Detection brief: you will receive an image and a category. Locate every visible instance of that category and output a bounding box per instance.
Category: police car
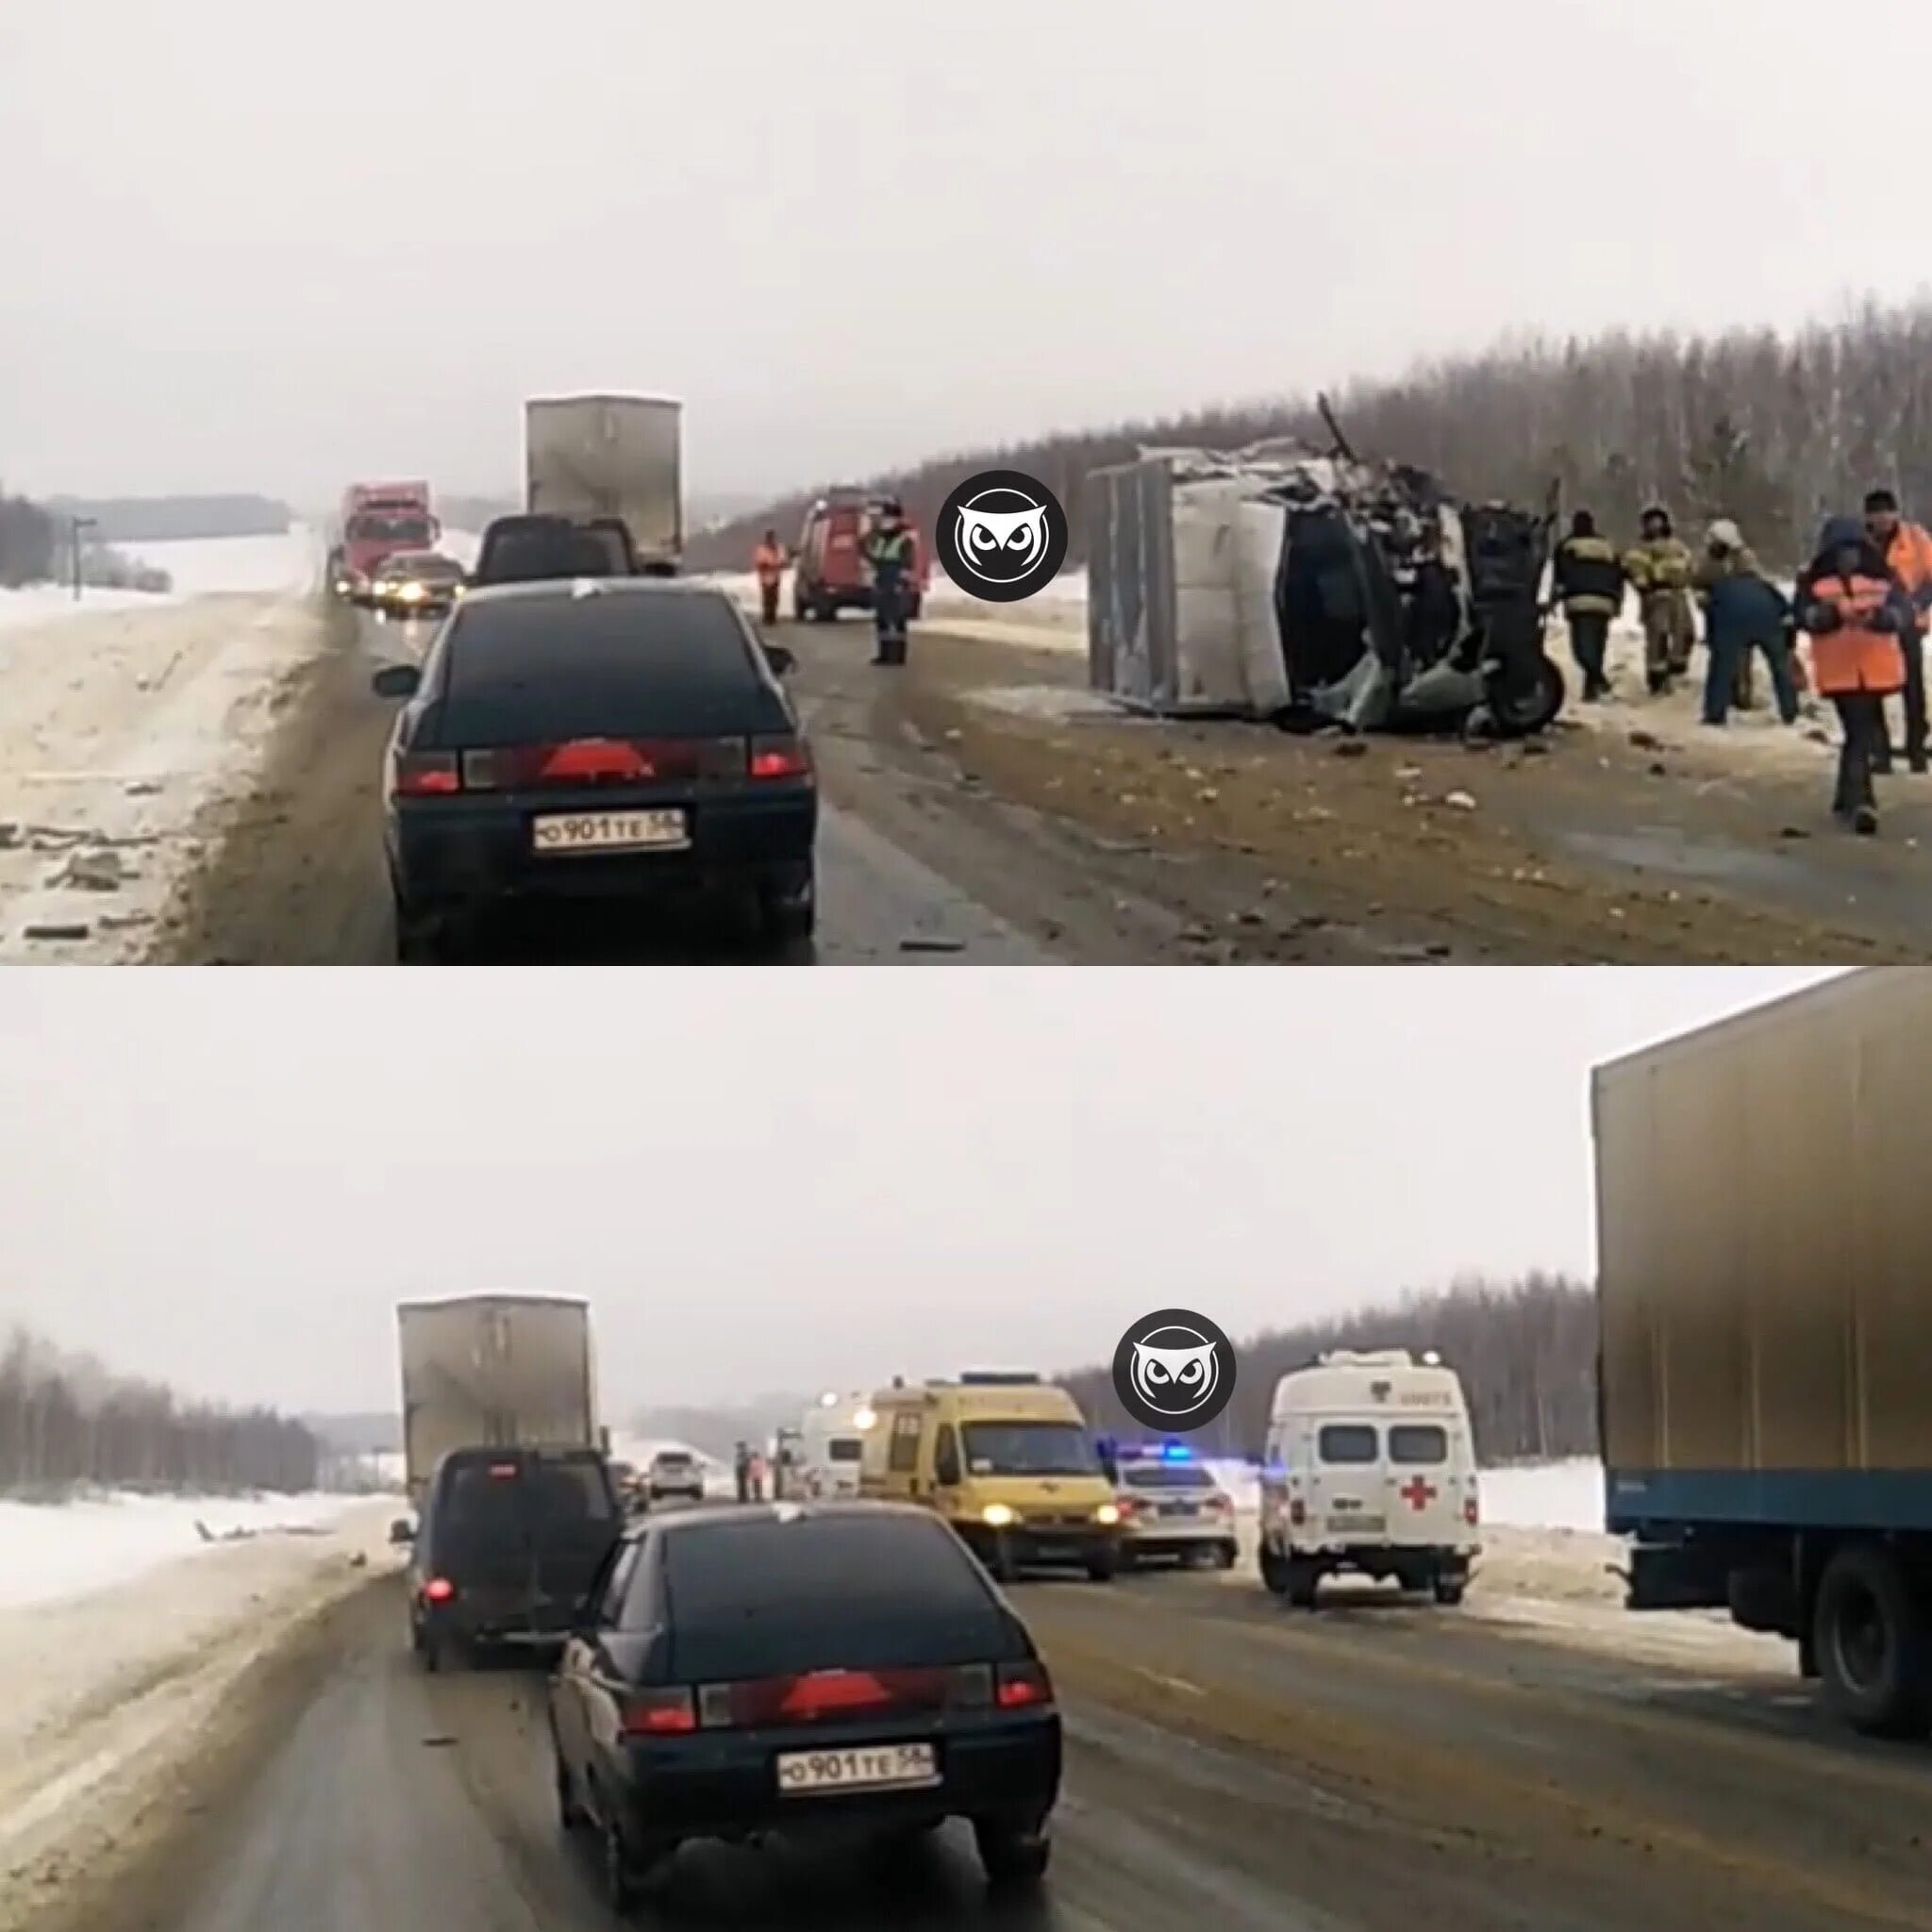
[1108,1442,1239,1571]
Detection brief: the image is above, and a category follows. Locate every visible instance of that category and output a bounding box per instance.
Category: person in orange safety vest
[1795,515,1913,834]
[752,529,787,626]
[1862,489,1932,772]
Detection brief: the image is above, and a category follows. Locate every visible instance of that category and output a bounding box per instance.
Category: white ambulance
[786,1391,875,1501]
[1257,1349,1480,1608]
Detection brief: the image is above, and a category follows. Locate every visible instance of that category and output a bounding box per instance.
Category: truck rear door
[525,1450,623,1622]
[1307,1420,1389,1541]
[1382,1421,1472,1547]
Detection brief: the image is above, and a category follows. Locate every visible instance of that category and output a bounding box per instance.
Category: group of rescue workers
[749,500,919,665]
[1552,490,1932,833]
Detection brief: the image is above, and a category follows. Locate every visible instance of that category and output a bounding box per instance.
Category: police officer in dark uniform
[862,499,916,666]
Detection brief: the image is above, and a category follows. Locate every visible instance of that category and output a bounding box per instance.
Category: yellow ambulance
[858,1372,1120,1581]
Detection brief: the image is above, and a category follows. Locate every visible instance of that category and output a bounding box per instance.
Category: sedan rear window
[657,1513,1005,1677]
[1317,1424,1379,1465]
[438,592,784,742]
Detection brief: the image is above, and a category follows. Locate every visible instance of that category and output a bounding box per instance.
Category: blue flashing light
[1119,1441,1196,1461]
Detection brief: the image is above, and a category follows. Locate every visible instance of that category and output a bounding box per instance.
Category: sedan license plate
[1327,1512,1386,1535]
[530,809,689,856]
[776,1741,939,1796]
[1158,1503,1197,1518]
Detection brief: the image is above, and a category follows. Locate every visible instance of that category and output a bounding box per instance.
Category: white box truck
[524,393,683,574]
[396,1294,601,1505]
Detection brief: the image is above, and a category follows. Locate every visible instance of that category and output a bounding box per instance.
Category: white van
[788,1391,875,1501]
[1257,1350,1479,1607]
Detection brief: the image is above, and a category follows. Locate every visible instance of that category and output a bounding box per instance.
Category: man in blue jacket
[1694,520,1798,726]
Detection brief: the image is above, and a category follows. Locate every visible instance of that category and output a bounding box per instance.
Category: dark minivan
[372,578,814,961]
[549,1502,1061,1909]
[407,1445,623,1669]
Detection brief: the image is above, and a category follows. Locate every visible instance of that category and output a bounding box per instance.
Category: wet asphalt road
[107,1560,1932,1932]
[155,605,1050,965]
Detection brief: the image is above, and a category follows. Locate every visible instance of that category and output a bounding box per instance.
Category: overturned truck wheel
[1483,652,1566,738]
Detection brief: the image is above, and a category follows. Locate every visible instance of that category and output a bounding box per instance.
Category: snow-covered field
[0,1500,389,1932]
[118,526,323,597]
[0,527,335,962]
[0,1490,365,1612]
[709,564,1089,653]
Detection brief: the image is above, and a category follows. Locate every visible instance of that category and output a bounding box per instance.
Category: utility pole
[70,516,96,601]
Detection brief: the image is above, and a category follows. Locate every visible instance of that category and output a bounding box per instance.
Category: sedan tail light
[691,1663,1001,1731]
[994,1660,1053,1710]
[621,1687,697,1737]
[749,734,811,781]
[393,752,459,796]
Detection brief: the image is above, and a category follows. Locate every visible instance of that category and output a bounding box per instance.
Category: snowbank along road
[7,1501,1929,1932]
[14,535,1932,963]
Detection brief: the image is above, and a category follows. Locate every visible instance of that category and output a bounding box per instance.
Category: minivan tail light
[995,1660,1052,1710]
[622,1688,697,1737]
[1288,1498,1307,1526]
[422,1576,456,1604]
[1464,1495,1480,1526]
[749,736,811,781]
[394,751,459,796]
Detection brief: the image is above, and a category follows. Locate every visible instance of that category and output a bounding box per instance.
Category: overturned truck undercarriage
[1086,439,1564,737]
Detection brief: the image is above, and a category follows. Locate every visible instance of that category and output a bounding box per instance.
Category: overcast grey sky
[0,968,1839,1416]
[3,0,1924,508]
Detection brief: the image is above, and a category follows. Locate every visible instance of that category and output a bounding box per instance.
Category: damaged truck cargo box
[1086,443,1564,736]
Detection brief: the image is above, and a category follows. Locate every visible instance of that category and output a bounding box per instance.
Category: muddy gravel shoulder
[789,620,1929,965]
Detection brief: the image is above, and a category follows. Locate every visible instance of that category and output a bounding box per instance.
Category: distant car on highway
[404,1444,623,1670]
[1106,1442,1238,1571]
[370,578,816,963]
[643,1447,706,1506]
[548,1501,1061,1908]
[370,549,467,620]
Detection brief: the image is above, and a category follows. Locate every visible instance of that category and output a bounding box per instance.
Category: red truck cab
[335,481,440,600]
[791,491,929,624]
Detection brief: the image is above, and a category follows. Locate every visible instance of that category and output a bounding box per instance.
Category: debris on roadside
[1332,739,1369,758]
[22,922,92,941]
[52,847,130,891]
[898,935,965,954]
[1629,729,1664,752]
[1443,791,1478,811]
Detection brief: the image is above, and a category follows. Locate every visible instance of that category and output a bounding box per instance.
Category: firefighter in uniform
[1623,505,1697,695]
[1550,509,1624,700]
[752,529,787,627]
[862,499,916,666]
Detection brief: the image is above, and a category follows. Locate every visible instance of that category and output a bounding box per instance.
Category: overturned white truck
[1086,441,1563,736]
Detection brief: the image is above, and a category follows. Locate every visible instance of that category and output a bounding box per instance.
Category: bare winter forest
[1061,1274,1597,1465]
[688,297,1932,576]
[0,1328,320,1495]
[0,484,57,586]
